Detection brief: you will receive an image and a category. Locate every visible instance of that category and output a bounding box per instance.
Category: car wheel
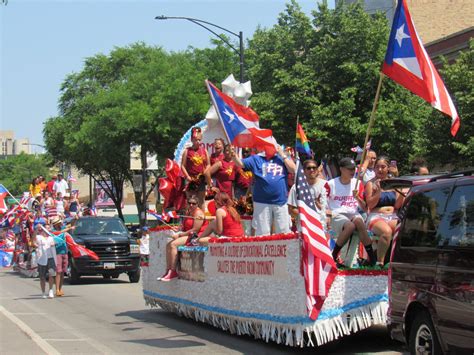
[128,269,140,283]
[69,263,81,285]
[409,311,442,355]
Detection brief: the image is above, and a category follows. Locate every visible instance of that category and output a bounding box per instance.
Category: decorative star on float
[205,74,253,129]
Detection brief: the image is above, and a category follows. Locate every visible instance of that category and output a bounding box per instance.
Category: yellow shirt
[29,184,41,197]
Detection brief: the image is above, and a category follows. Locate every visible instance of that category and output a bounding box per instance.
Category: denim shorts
[38,257,56,279]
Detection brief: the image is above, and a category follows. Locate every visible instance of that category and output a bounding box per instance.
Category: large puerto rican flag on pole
[382,0,460,136]
[206,80,278,158]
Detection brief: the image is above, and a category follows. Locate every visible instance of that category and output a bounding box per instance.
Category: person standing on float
[232,145,295,236]
[180,127,210,210]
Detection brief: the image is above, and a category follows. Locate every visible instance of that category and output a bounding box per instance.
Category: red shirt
[215,160,235,196]
[47,180,55,194]
[235,168,252,189]
[221,207,244,237]
[185,147,207,177]
[210,152,224,166]
[182,215,208,234]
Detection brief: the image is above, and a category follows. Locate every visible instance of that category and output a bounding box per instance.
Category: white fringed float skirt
[143,228,388,347]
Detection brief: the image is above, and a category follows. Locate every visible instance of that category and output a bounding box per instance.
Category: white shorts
[252,202,291,236]
[330,213,364,237]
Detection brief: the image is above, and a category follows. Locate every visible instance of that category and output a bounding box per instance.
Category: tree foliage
[44,42,236,220]
[0,153,52,195]
[423,39,474,169]
[246,0,432,171]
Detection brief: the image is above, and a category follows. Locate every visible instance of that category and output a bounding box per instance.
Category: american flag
[45,207,58,218]
[295,160,337,320]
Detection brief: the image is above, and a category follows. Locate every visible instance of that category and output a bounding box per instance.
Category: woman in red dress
[180,127,210,210]
[197,192,244,244]
[205,144,236,198]
[158,196,208,282]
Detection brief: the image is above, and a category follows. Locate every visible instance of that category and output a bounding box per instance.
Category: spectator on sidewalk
[51,217,68,297]
[53,173,69,198]
[33,223,57,299]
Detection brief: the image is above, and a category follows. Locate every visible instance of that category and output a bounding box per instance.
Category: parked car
[386,171,474,354]
[68,216,141,284]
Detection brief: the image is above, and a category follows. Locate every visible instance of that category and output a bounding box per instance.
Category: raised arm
[230,146,244,168]
[276,145,296,174]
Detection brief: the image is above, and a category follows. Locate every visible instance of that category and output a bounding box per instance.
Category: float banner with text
[207,240,290,278]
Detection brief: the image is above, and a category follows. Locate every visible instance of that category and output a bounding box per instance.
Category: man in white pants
[232,145,295,236]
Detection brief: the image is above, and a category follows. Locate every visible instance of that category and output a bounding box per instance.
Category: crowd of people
[1,174,99,298]
[157,126,432,281]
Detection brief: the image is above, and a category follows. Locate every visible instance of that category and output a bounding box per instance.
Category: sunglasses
[305,166,318,171]
[188,202,197,205]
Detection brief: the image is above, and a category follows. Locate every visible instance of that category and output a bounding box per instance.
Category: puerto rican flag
[295,160,337,320]
[206,81,278,158]
[382,0,460,136]
[0,184,9,214]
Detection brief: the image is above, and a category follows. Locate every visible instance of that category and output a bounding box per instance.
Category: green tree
[246,1,431,170]
[0,153,52,196]
[44,42,235,223]
[423,39,474,169]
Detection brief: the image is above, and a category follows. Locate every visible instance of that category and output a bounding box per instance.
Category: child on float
[364,156,404,266]
[197,192,244,245]
[158,195,208,282]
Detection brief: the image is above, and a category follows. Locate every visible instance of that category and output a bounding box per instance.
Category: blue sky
[1,0,332,153]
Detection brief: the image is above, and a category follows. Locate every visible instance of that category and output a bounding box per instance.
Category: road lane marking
[0,305,60,355]
[44,338,87,341]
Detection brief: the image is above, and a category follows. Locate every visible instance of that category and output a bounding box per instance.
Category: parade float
[142,75,389,347]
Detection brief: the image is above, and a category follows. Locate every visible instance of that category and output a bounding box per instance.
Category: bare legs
[166,236,188,271]
[371,219,397,263]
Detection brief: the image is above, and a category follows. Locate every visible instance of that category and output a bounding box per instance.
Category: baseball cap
[339,157,356,169]
[142,226,149,231]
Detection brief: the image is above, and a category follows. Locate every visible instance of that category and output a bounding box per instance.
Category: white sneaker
[48,289,54,299]
[42,294,47,299]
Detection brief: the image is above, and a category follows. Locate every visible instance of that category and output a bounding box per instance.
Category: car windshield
[74,219,128,236]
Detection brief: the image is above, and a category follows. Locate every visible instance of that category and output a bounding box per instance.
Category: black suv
[68,216,141,284]
[387,171,474,354]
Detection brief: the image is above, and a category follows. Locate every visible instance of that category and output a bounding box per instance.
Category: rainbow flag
[295,123,312,156]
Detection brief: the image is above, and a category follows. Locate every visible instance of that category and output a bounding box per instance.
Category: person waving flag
[382,0,460,136]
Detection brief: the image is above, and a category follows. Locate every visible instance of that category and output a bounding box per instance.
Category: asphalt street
[0,269,407,354]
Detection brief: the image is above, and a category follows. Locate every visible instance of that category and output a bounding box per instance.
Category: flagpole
[205,79,232,145]
[357,72,385,189]
[295,116,300,161]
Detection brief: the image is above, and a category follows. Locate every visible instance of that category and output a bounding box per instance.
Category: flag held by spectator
[65,234,99,260]
[206,80,278,158]
[295,123,312,156]
[295,160,337,320]
[382,0,460,136]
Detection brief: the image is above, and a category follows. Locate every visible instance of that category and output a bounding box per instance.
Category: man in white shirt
[288,159,327,228]
[53,173,69,197]
[34,224,57,298]
[327,158,375,267]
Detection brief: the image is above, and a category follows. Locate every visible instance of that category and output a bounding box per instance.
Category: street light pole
[155,15,244,82]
